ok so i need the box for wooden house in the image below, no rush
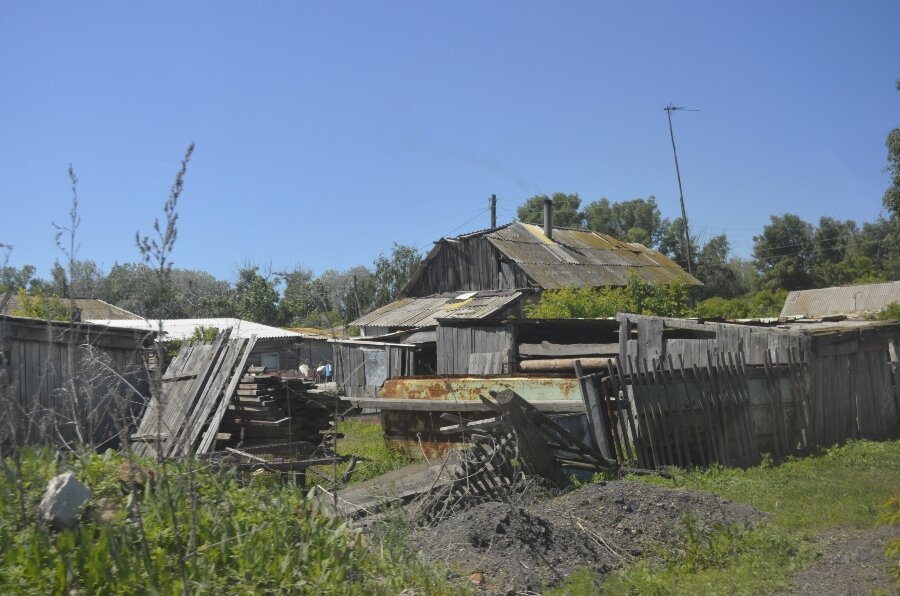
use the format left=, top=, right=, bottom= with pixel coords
left=402, top=221, right=700, bottom=297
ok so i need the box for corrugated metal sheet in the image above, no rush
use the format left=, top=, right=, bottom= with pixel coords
left=484, top=223, right=700, bottom=287
left=86, top=317, right=302, bottom=340
left=351, top=291, right=522, bottom=329
left=780, top=281, right=900, bottom=319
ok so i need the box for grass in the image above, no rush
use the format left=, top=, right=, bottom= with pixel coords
left=310, top=416, right=414, bottom=486
left=551, top=439, right=900, bottom=595
left=639, top=439, right=900, bottom=533
left=0, top=446, right=462, bottom=595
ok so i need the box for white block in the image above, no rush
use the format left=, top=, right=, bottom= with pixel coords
left=39, top=472, right=92, bottom=528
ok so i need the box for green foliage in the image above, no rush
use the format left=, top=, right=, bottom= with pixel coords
left=0, top=264, right=37, bottom=293
left=189, top=325, right=219, bottom=342
left=526, top=273, right=693, bottom=319
left=602, top=440, right=900, bottom=594
left=10, top=288, right=72, bottom=321
left=600, top=523, right=806, bottom=595
left=878, top=492, right=900, bottom=585
left=0, top=448, right=460, bottom=594
left=636, top=440, right=900, bottom=532
left=516, top=192, right=584, bottom=228
left=583, top=196, right=665, bottom=247
left=696, top=289, right=788, bottom=320
left=883, top=78, right=900, bottom=217
left=372, top=243, right=422, bottom=308
left=753, top=214, right=816, bottom=291
left=313, top=418, right=414, bottom=484
left=234, top=266, right=280, bottom=325
left=869, top=302, right=900, bottom=321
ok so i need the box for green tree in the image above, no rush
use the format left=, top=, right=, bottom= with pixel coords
left=882, top=78, right=900, bottom=216
left=0, top=264, right=37, bottom=293
left=11, top=287, right=72, bottom=320
left=234, top=267, right=279, bottom=325
left=658, top=217, right=700, bottom=269
left=583, top=196, right=666, bottom=247
left=692, top=234, right=747, bottom=300
left=516, top=192, right=584, bottom=228
left=373, top=243, right=421, bottom=306
left=753, top=214, right=816, bottom=291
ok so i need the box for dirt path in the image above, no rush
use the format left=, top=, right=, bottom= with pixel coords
left=778, top=525, right=896, bottom=595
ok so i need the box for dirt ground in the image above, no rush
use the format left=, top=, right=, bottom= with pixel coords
left=414, top=478, right=765, bottom=593
left=777, top=525, right=897, bottom=596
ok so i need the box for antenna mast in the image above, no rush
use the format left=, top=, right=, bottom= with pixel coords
left=664, top=104, right=697, bottom=276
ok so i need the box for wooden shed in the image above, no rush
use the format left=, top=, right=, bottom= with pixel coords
left=402, top=222, right=700, bottom=297
left=0, top=314, right=153, bottom=448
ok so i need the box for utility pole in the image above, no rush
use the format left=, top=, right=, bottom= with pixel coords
left=664, top=104, right=696, bottom=276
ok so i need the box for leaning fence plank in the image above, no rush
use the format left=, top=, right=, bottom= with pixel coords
left=628, top=355, right=660, bottom=468
left=669, top=354, right=706, bottom=468
left=575, top=361, right=613, bottom=461
left=610, top=359, right=644, bottom=468
left=197, top=334, right=258, bottom=454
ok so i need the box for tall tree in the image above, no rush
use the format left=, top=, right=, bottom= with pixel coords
left=516, top=192, right=584, bottom=228
left=583, top=196, right=666, bottom=247
left=373, top=243, right=421, bottom=306
left=882, top=78, right=900, bottom=217
left=752, top=214, right=816, bottom=291
left=658, top=217, right=699, bottom=269
left=234, top=267, right=279, bottom=325
left=693, top=234, right=746, bottom=300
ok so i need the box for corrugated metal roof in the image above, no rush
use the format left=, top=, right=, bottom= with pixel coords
left=484, top=223, right=700, bottom=287
left=780, top=281, right=900, bottom=319
left=350, top=291, right=523, bottom=329
left=85, top=317, right=302, bottom=340
left=1, top=295, right=143, bottom=320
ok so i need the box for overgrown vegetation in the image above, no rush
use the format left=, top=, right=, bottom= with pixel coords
left=10, top=287, right=72, bottom=321
left=0, top=448, right=461, bottom=594
left=526, top=273, right=693, bottom=319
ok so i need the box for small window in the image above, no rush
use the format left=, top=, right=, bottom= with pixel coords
left=260, top=352, right=280, bottom=371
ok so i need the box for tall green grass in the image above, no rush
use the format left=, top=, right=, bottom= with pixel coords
left=0, top=447, right=462, bottom=595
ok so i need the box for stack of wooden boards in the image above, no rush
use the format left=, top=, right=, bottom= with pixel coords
left=218, top=368, right=335, bottom=446
left=132, top=335, right=335, bottom=458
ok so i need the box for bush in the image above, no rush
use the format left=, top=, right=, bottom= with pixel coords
left=526, top=273, right=693, bottom=319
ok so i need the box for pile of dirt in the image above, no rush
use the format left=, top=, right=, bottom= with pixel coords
left=415, top=479, right=765, bottom=593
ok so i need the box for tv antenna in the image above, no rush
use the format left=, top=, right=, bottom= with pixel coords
left=664, top=104, right=698, bottom=276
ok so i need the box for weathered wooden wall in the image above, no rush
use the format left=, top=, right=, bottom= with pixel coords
left=333, top=342, right=415, bottom=397
left=436, top=324, right=514, bottom=375
left=0, top=315, right=152, bottom=448
left=600, top=315, right=900, bottom=469
left=404, top=238, right=532, bottom=296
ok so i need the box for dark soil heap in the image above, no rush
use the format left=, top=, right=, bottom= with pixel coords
left=415, top=479, right=765, bottom=593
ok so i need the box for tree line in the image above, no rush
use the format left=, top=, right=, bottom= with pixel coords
left=0, top=243, right=422, bottom=328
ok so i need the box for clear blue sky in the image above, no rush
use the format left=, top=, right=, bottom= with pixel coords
left=1, top=1, right=898, bottom=282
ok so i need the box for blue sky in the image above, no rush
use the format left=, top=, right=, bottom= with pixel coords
left=1, top=1, right=898, bottom=282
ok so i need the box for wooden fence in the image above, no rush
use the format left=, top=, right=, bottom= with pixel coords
left=0, top=315, right=152, bottom=449
left=578, top=342, right=898, bottom=470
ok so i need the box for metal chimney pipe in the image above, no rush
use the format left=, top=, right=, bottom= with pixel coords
left=490, top=194, right=497, bottom=228
left=543, top=197, right=553, bottom=239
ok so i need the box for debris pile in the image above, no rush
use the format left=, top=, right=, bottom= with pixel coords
left=415, top=479, right=765, bottom=593
left=218, top=368, right=335, bottom=448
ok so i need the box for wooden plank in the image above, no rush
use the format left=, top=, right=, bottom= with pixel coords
left=575, top=361, right=613, bottom=461
left=177, top=338, right=246, bottom=455
left=611, top=358, right=646, bottom=468
left=638, top=317, right=665, bottom=364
